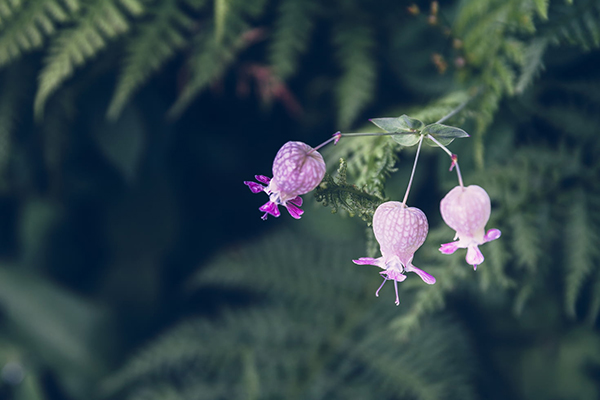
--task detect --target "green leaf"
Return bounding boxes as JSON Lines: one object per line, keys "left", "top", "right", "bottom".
{"left": 370, "top": 114, "right": 424, "bottom": 132}
{"left": 392, "top": 133, "right": 421, "bottom": 147}
{"left": 421, "top": 123, "right": 469, "bottom": 146}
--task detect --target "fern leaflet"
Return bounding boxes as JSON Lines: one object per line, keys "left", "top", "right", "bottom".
{"left": 34, "top": 0, "right": 145, "bottom": 119}
{"left": 107, "top": 2, "right": 196, "bottom": 120}
{"left": 268, "top": 0, "right": 319, "bottom": 80}
{"left": 0, "top": 0, "right": 78, "bottom": 67}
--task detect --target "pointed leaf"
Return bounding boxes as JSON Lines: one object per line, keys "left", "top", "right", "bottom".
{"left": 422, "top": 123, "right": 469, "bottom": 146}
{"left": 370, "top": 115, "right": 424, "bottom": 133}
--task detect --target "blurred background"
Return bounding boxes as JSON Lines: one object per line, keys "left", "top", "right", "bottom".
{"left": 0, "top": 0, "right": 599, "bottom": 399}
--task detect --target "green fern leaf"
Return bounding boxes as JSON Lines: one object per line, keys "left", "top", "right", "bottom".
{"left": 167, "top": 26, "right": 246, "bottom": 119}
{"left": 0, "top": 0, "right": 79, "bottom": 67}
{"left": 0, "top": 0, "right": 25, "bottom": 26}
{"left": 545, "top": 0, "right": 600, "bottom": 50}
{"left": 587, "top": 271, "right": 600, "bottom": 325}
{"left": 107, "top": 2, "right": 195, "bottom": 120}
{"left": 508, "top": 211, "right": 542, "bottom": 273}
{"left": 515, "top": 37, "right": 548, "bottom": 94}
{"left": 533, "top": 0, "right": 549, "bottom": 19}
{"left": 107, "top": 230, "right": 477, "bottom": 400}
{"left": 564, "top": 191, "right": 600, "bottom": 318}
{"left": 332, "top": 19, "right": 376, "bottom": 129}
{"left": 314, "top": 159, "right": 383, "bottom": 222}
{"left": 268, "top": 0, "right": 318, "bottom": 79}
{"left": 34, "top": 0, "right": 145, "bottom": 119}
{"left": 214, "top": 0, "right": 228, "bottom": 44}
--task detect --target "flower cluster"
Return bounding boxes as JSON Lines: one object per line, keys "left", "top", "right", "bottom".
{"left": 244, "top": 123, "right": 500, "bottom": 306}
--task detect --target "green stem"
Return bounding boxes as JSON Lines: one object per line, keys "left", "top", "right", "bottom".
{"left": 426, "top": 134, "right": 464, "bottom": 187}
{"left": 402, "top": 135, "right": 424, "bottom": 206}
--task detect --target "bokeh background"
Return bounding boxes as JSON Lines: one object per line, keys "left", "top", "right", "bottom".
{"left": 0, "top": 0, "right": 599, "bottom": 399}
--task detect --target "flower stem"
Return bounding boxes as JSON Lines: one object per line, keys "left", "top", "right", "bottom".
{"left": 402, "top": 135, "right": 424, "bottom": 206}
{"left": 426, "top": 134, "right": 464, "bottom": 187}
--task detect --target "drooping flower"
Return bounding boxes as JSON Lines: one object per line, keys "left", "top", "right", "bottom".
{"left": 244, "top": 141, "right": 326, "bottom": 220}
{"left": 353, "top": 201, "right": 436, "bottom": 305}
{"left": 439, "top": 185, "right": 501, "bottom": 269}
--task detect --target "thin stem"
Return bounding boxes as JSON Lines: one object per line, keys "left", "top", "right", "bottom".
{"left": 309, "top": 135, "right": 338, "bottom": 153}
{"left": 435, "top": 96, "right": 470, "bottom": 124}
{"left": 402, "top": 135, "right": 424, "bottom": 206}
{"left": 427, "top": 134, "right": 464, "bottom": 187}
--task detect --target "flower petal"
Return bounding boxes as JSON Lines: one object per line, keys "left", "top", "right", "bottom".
{"left": 466, "top": 245, "right": 484, "bottom": 270}
{"left": 285, "top": 201, "right": 304, "bottom": 219}
{"left": 353, "top": 257, "right": 382, "bottom": 267}
{"left": 405, "top": 264, "right": 436, "bottom": 284}
{"left": 244, "top": 181, "right": 265, "bottom": 193}
{"left": 289, "top": 196, "right": 303, "bottom": 206}
{"left": 259, "top": 201, "right": 280, "bottom": 219}
{"left": 255, "top": 175, "right": 271, "bottom": 184}
{"left": 439, "top": 241, "right": 459, "bottom": 254}
{"left": 484, "top": 228, "right": 501, "bottom": 242}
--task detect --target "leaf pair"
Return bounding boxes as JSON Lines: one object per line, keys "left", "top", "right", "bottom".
{"left": 370, "top": 114, "right": 469, "bottom": 146}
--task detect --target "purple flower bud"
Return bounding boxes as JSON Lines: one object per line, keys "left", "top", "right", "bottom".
{"left": 244, "top": 141, "right": 326, "bottom": 220}
{"left": 439, "top": 185, "right": 501, "bottom": 269}
{"left": 353, "top": 201, "right": 436, "bottom": 305}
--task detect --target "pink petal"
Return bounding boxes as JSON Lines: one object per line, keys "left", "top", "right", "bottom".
{"left": 466, "top": 245, "right": 484, "bottom": 270}
{"left": 255, "top": 175, "right": 271, "bottom": 184}
{"left": 289, "top": 196, "right": 303, "bottom": 206}
{"left": 285, "top": 202, "right": 304, "bottom": 219}
{"left": 405, "top": 265, "right": 436, "bottom": 284}
{"left": 259, "top": 201, "right": 280, "bottom": 219}
{"left": 353, "top": 257, "right": 378, "bottom": 266}
{"left": 484, "top": 228, "right": 501, "bottom": 242}
{"left": 244, "top": 181, "right": 265, "bottom": 193}
{"left": 439, "top": 241, "right": 459, "bottom": 254}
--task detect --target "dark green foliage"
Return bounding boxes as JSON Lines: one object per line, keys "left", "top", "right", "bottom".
{"left": 104, "top": 230, "right": 477, "bottom": 400}
{"left": 314, "top": 159, "right": 384, "bottom": 222}
{"left": 0, "top": 1, "right": 599, "bottom": 399}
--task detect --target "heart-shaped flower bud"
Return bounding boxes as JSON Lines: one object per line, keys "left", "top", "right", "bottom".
{"left": 353, "top": 201, "right": 436, "bottom": 305}
{"left": 244, "top": 141, "right": 326, "bottom": 220}
{"left": 439, "top": 185, "right": 501, "bottom": 269}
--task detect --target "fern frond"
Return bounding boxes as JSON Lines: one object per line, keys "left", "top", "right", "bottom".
{"left": 533, "top": 0, "right": 549, "bottom": 19}
{"left": 108, "top": 230, "right": 477, "bottom": 400}
{"left": 587, "top": 270, "right": 600, "bottom": 325}
{"left": 107, "top": 2, "right": 196, "bottom": 120}
{"left": 564, "top": 190, "right": 600, "bottom": 318}
{"left": 0, "top": 0, "right": 79, "bottom": 67}
{"left": 0, "top": 63, "right": 29, "bottom": 190}
{"left": 515, "top": 37, "right": 548, "bottom": 94}
{"left": 34, "top": 0, "right": 145, "bottom": 119}
{"left": 268, "top": 0, "right": 318, "bottom": 80}
{"left": 167, "top": 0, "right": 257, "bottom": 120}
{"left": 325, "top": 135, "right": 398, "bottom": 198}
{"left": 0, "top": 0, "right": 25, "bottom": 26}
{"left": 332, "top": 18, "right": 376, "bottom": 129}
{"left": 509, "top": 211, "right": 543, "bottom": 274}
{"left": 544, "top": 0, "right": 600, "bottom": 50}
{"left": 314, "top": 159, "right": 383, "bottom": 222}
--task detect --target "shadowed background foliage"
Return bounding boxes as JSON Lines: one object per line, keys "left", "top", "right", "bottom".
{"left": 0, "top": 0, "right": 599, "bottom": 399}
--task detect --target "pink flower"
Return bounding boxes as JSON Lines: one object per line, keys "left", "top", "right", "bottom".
{"left": 353, "top": 201, "right": 436, "bottom": 305}
{"left": 244, "top": 141, "right": 326, "bottom": 220}
{"left": 439, "top": 185, "right": 501, "bottom": 269}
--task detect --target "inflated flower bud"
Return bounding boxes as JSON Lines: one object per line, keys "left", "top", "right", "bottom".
{"left": 354, "top": 201, "right": 436, "bottom": 305}
{"left": 439, "top": 185, "right": 501, "bottom": 269}
{"left": 244, "top": 141, "right": 326, "bottom": 220}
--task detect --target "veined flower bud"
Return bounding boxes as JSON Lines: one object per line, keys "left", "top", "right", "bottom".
{"left": 244, "top": 141, "right": 326, "bottom": 220}
{"left": 354, "top": 201, "right": 436, "bottom": 305}
{"left": 439, "top": 185, "right": 501, "bottom": 269}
